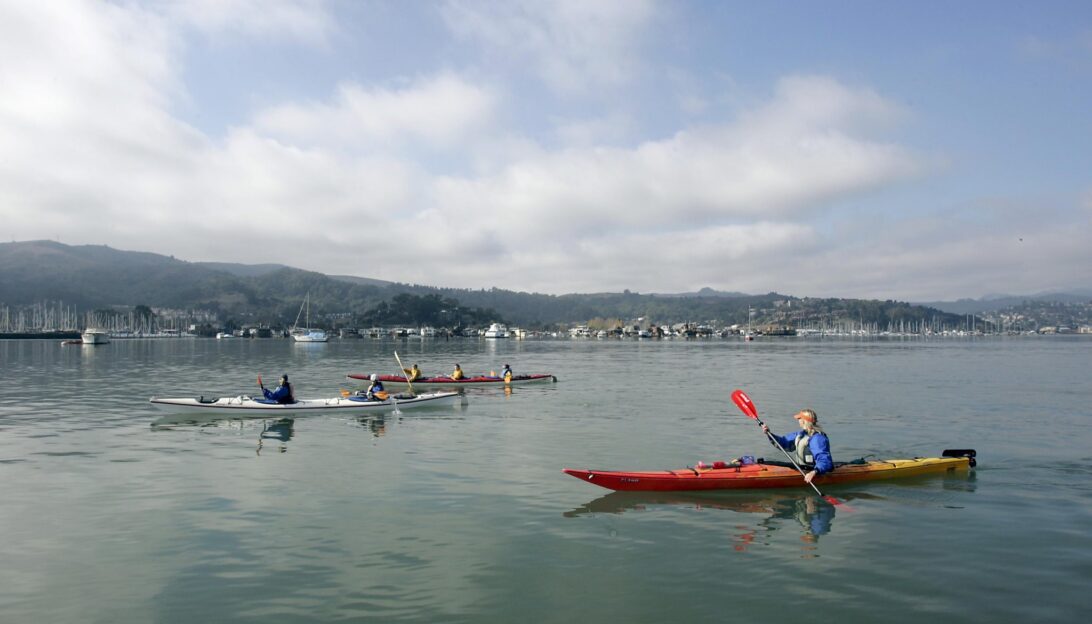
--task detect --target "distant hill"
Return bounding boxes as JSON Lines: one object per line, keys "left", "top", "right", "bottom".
{"left": 917, "top": 291, "right": 1092, "bottom": 314}
{"left": 651, "top": 287, "right": 754, "bottom": 298}
{"left": 328, "top": 274, "right": 395, "bottom": 288}
{"left": 0, "top": 241, "right": 252, "bottom": 309}
{"left": 195, "top": 262, "right": 291, "bottom": 278}
{"left": 0, "top": 240, "right": 988, "bottom": 330}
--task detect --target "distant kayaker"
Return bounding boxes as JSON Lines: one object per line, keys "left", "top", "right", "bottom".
{"left": 404, "top": 363, "right": 422, "bottom": 382}
{"left": 366, "top": 373, "right": 385, "bottom": 400}
{"left": 452, "top": 364, "right": 464, "bottom": 380}
{"left": 263, "top": 374, "right": 295, "bottom": 404}
{"left": 501, "top": 363, "right": 512, "bottom": 383}
{"left": 761, "top": 409, "right": 832, "bottom": 483}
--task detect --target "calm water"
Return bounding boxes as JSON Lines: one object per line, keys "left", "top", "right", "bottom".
{"left": 1, "top": 336, "right": 1089, "bottom": 623}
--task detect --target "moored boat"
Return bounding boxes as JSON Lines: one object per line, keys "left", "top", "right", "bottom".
{"left": 346, "top": 372, "right": 557, "bottom": 389}
{"left": 563, "top": 450, "right": 976, "bottom": 492}
{"left": 292, "top": 329, "right": 328, "bottom": 343}
{"left": 81, "top": 328, "right": 110, "bottom": 344}
{"left": 150, "top": 390, "right": 463, "bottom": 416}
{"left": 290, "top": 292, "right": 328, "bottom": 342}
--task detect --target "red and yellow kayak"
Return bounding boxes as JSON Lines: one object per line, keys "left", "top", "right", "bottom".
{"left": 346, "top": 372, "right": 557, "bottom": 389}
{"left": 563, "top": 451, "right": 975, "bottom": 492}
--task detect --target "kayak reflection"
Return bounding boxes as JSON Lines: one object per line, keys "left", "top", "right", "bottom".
{"left": 355, "top": 414, "right": 388, "bottom": 437}
{"left": 256, "top": 418, "right": 294, "bottom": 455}
{"left": 565, "top": 491, "right": 878, "bottom": 548}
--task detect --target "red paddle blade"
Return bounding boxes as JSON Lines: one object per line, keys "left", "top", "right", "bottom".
{"left": 823, "top": 495, "right": 855, "bottom": 511}
{"left": 731, "top": 389, "right": 758, "bottom": 419}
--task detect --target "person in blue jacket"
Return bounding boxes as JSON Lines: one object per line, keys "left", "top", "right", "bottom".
{"left": 366, "top": 373, "right": 385, "bottom": 399}
{"left": 761, "top": 409, "right": 833, "bottom": 484}
{"left": 263, "top": 374, "right": 295, "bottom": 404}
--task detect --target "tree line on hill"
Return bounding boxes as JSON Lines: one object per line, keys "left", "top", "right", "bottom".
{"left": 1, "top": 240, "right": 979, "bottom": 331}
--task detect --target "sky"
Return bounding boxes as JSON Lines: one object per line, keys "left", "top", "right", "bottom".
{"left": 2, "top": 0, "right": 1091, "bottom": 301}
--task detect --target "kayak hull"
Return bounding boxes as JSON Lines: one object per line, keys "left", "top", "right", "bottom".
{"left": 346, "top": 373, "right": 557, "bottom": 389}
{"left": 563, "top": 456, "right": 973, "bottom": 492}
{"left": 149, "top": 391, "right": 463, "bottom": 416}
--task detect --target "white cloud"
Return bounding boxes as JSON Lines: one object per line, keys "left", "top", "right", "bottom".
{"left": 423, "top": 75, "right": 921, "bottom": 243}
{"left": 252, "top": 74, "right": 500, "bottom": 152}
{"left": 3, "top": 2, "right": 1086, "bottom": 300}
{"left": 168, "top": 0, "right": 335, "bottom": 46}
{"left": 441, "top": 0, "right": 656, "bottom": 94}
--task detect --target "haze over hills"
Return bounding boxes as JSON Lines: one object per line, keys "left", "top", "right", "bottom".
{"left": 916, "top": 291, "right": 1092, "bottom": 315}
{"left": 1, "top": 240, "right": 1086, "bottom": 330}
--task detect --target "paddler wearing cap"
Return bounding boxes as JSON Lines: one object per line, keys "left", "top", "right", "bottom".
{"left": 760, "top": 409, "right": 833, "bottom": 484}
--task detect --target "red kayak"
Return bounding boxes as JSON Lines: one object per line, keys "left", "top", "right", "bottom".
{"left": 346, "top": 372, "right": 557, "bottom": 388}
{"left": 563, "top": 451, "right": 975, "bottom": 492}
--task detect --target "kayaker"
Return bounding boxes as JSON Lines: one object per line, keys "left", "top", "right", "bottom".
{"left": 366, "top": 373, "right": 385, "bottom": 400}
{"left": 452, "top": 364, "right": 464, "bottom": 380}
{"left": 404, "top": 363, "right": 422, "bottom": 382}
{"left": 501, "top": 363, "right": 512, "bottom": 383}
{"left": 263, "top": 374, "right": 295, "bottom": 404}
{"left": 761, "top": 409, "right": 833, "bottom": 483}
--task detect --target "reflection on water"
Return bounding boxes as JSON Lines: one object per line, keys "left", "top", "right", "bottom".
{"left": 355, "top": 414, "right": 388, "bottom": 437}
{"left": 257, "top": 418, "right": 294, "bottom": 454}
{"left": 565, "top": 490, "right": 874, "bottom": 555}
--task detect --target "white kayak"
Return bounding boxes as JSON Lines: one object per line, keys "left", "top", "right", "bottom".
{"left": 149, "top": 391, "right": 463, "bottom": 416}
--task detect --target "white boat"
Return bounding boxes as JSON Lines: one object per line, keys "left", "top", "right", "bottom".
{"left": 215, "top": 332, "right": 236, "bottom": 339}
{"left": 292, "top": 330, "right": 328, "bottom": 343}
{"left": 150, "top": 391, "right": 463, "bottom": 416}
{"left": 484, "top": 322, "right": 508, "bottom": 339}
{"left": 81, "top": 328, "right": 110, "bottom": 345}
{"left": 291, "top": 293, "right": 328, "bottom": 342}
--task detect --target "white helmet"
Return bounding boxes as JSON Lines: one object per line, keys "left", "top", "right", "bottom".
{"left": 370, "top": 373, "right": 378, "bottom": 381}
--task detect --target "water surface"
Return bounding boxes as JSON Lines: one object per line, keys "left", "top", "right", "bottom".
{"left": 1, "top": 336, "right": 1089, "bottom": 622}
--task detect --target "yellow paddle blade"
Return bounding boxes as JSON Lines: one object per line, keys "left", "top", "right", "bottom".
{"left": 375, "top": 391, "right": 390, "bottom": 400}
{"left": 340, "top": 388, "right": 351, "bottom": 397}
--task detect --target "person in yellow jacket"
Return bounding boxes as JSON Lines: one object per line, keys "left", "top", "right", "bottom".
{"left": 451, "top": 363, "right": 464, "bottom": 380}
{"left": 501, "top": 363, "right": 512, "bottom": 383}
{"left": 403, "top": 363, "right": 422, "bottom": 382}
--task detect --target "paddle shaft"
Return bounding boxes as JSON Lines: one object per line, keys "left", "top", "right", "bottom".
{"left": 393, "top": 351, "right": 414, "bottom": 396}
{"left": 758, "top": 417, "right": 829, "bottom": 499}
{"left": 732, "top": 390, "right": 837, "bottom": 503}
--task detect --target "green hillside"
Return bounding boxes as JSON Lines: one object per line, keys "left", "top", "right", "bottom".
{"left": 1, "top": 240, "right": 975, "bottom": 331}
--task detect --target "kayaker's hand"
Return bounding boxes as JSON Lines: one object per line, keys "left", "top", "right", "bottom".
{"left": 760, "top": 424, "right": 769, "bottom": 434}
{"left": 804, "top": 470, "right": 817, "bottom": 484}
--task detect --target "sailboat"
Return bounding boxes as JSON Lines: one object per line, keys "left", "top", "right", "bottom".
{"left": 291, "top": 293, "right": 328, "bottom": 343}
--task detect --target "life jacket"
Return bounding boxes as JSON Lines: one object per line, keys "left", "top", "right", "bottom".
{"left": 367, "top": 381, "right": 384, "bottom": 397}
{"left": 794, "top": 431, "right": 815, "bottom": 465}
{"left": 452, "top": 369, "right": 464, "bottom": 380}
{"left": 279, "top": 383, "right": 295, "bottom": 405}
